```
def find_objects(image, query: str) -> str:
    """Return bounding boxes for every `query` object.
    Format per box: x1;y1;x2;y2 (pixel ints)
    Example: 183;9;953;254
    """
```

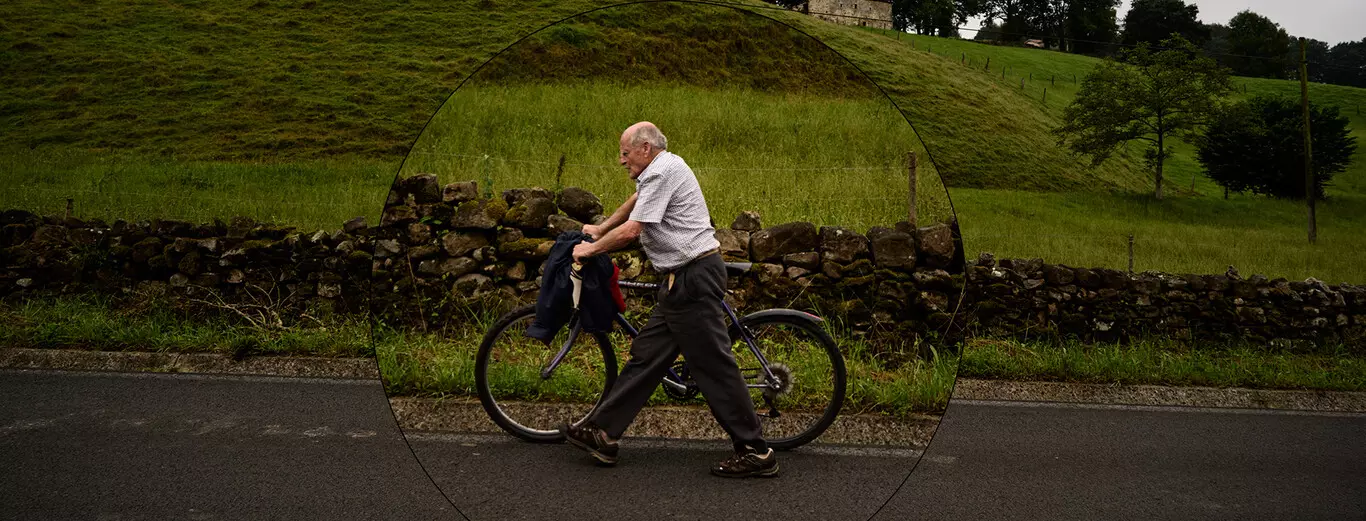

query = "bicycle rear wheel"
474;304;617;443
730;312;846;450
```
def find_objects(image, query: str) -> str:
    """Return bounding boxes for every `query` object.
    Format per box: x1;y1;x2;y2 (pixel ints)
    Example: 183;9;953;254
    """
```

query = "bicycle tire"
731;312;846;450
474;304;618;443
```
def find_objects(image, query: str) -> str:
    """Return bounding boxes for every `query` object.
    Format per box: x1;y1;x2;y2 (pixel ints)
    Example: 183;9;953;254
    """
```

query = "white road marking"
954;399;1366;418
404;432;926;458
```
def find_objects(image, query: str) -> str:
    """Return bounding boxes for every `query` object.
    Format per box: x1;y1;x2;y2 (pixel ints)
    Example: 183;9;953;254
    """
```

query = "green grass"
0;0;1148;191
0;149;391;230
960;337;1366;391
376;309;958;416
0;295;372;358
953;188;1366;284
402;81;953;230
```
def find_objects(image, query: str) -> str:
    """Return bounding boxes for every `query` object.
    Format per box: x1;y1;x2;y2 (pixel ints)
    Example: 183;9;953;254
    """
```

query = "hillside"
4;0;1365;284
0;0;1148;192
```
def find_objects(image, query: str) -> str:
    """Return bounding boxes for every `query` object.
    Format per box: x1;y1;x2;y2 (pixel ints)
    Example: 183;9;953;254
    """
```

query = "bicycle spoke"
732;317;842;447
478;309;615;440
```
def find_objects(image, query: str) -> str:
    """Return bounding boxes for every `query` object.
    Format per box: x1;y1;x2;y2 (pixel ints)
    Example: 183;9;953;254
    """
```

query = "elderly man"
561;122;777;478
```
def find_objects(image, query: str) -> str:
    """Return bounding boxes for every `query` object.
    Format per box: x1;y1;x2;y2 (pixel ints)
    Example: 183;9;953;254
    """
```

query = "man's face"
619;136;653;179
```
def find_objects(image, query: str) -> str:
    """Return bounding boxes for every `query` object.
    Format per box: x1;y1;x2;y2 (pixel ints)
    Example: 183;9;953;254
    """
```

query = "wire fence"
964;230;1358;283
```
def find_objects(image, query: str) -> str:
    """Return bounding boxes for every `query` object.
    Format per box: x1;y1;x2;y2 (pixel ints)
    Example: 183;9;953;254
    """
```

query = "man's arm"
583;192;637;239
573;220;641;262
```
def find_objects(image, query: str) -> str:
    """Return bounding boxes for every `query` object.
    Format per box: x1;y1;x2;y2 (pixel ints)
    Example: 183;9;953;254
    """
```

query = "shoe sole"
565;433;618;466
711;462;780;478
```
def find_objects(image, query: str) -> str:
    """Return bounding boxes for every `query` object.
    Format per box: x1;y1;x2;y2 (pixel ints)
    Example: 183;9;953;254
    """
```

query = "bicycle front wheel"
731;312;846;450
474;304;617;443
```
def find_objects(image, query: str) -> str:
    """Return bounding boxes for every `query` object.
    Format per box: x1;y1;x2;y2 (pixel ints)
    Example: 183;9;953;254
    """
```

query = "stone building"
805;0;893;31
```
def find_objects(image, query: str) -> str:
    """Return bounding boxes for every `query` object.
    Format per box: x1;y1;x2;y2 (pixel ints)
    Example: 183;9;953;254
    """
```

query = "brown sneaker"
561;423;618;466
711;448;779;478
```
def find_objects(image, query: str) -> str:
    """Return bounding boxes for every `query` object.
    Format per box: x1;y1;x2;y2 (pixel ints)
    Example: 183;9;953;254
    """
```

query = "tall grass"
960;337;1366;391
0;295;372;357
954;188;1366;284
0;149;391;230
401;82;954;230
376;314;958;415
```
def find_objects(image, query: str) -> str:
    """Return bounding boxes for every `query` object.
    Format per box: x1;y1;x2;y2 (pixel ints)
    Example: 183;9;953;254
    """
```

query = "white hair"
629;125;668;150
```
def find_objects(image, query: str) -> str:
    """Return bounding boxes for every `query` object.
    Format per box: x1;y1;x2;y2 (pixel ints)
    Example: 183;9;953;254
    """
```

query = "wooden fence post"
1127;234;1135;274
65;198;73;220
555;153;566;190
984;57;990;72
907;151;918;228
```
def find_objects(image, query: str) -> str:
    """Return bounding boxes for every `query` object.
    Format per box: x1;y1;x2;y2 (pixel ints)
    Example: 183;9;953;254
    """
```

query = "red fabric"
609;265;626;312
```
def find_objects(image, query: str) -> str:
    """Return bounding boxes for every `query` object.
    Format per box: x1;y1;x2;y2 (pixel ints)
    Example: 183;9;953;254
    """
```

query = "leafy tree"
1065;0;1120;55
1054;35;1233;199
975;0;1031;42
1197;96;1358;199
1224;10;1290;78
1203;23;1229;62
1325;39;1366;88
1120;0;1208;48
974;19;1003;41
892;0;920;32
1297;38;1331;83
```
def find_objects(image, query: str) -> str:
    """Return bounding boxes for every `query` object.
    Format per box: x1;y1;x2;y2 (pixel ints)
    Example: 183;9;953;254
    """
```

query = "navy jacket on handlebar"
525;231;623;342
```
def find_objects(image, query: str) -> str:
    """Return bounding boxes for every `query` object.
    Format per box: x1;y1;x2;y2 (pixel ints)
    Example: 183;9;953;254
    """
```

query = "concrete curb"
389;396;941;448
953;378;1366;413
0;347;378;379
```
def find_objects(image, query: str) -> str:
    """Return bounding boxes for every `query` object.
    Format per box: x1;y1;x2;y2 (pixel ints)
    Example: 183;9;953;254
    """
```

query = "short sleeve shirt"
628;151;720;271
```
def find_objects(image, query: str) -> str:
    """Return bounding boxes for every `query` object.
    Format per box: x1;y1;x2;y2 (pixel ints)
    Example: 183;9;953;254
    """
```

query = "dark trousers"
587;253;767;453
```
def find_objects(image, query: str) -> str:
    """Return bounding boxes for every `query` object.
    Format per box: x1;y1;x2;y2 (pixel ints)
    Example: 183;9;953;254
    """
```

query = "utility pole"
1299;38;1316;244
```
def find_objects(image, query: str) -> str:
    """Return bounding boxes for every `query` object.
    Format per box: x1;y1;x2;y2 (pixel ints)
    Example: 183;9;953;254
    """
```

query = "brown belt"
664;248;719;290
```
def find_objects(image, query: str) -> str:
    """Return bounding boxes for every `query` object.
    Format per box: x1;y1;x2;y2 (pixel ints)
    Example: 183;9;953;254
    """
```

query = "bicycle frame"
538;287;780;392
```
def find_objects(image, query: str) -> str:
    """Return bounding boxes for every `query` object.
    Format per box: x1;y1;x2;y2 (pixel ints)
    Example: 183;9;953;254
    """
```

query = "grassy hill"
2;0;1152;190
3;0;1364;282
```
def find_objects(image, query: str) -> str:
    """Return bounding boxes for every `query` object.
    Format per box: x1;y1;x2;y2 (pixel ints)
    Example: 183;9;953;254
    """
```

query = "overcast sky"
964;0;1364;46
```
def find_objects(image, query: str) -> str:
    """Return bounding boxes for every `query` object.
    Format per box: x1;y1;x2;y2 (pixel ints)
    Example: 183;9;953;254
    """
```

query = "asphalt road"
4;369;1364;520
0;369;454;521
877;400;1366;521
409;433;919;520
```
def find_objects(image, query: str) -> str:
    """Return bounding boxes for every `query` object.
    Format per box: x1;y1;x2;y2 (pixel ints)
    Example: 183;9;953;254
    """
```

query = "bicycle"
473;261;846;450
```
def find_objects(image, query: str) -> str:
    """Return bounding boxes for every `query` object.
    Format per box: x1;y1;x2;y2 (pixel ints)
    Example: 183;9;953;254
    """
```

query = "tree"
1324;39;1366;88
1120;0;1208;48
893;0;969;36
1203;23;1229;63
1197;96;1357;199
1297;38;1331;83
1065;0;1120;55
974;19;1003;41
975;0;1030;42
1224;10;1290;78
1054;35;1233;199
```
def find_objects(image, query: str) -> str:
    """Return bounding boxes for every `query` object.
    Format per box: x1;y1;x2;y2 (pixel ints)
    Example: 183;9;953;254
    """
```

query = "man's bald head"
618;122;667;179
621;121;668;150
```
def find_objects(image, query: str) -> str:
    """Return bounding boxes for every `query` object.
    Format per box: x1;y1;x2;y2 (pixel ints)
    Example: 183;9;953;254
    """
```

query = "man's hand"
582;224;604;240
572;242;596;263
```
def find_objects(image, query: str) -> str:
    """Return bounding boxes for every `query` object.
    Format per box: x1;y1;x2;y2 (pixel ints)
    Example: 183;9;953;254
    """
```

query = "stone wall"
3;176;1363;353
369;175;965;349
963;254;1365;348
